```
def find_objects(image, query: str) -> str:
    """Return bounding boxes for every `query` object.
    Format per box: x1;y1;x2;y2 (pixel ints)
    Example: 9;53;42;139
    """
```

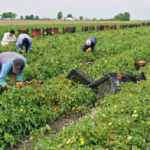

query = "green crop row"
0;23;150;149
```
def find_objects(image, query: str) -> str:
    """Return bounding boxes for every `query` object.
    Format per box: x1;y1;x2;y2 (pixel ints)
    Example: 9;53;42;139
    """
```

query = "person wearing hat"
0;52;27;89
1;30;16;47
82;37;97;53
16;34;32;54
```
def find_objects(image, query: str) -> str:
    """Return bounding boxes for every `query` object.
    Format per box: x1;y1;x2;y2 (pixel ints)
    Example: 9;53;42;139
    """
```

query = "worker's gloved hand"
5;85;11;89
9;40;16;43
20;50;24;54
86;47;91;53
24;81;30;84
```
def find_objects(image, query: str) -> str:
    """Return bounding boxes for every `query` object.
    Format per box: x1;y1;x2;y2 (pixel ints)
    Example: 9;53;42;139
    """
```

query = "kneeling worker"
82;37;97;53
0;52;27;89
17;34;32;53
1;30;16;47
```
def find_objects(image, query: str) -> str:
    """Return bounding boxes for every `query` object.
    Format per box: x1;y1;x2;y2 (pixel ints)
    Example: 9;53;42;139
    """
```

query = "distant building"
60;17;67;21
3;18;12;20
42;18;50;20
84;18;90;21
66;17;78;21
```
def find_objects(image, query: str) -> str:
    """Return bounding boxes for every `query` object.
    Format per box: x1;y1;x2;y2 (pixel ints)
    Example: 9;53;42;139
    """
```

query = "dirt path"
10;107;100;150
0;20;145;25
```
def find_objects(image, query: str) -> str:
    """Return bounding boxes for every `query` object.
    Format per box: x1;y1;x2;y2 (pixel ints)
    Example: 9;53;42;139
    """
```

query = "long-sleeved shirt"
0;52;27;88
1;32;16;42
16;34;32;53
82;37;97;52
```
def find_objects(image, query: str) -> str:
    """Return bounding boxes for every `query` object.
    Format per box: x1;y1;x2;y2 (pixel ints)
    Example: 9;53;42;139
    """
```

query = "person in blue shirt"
16;34;32;54
0;52;27;89
82;37;97;53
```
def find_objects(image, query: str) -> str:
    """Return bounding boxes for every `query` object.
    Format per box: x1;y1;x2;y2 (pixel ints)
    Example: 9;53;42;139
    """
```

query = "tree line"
57;11;130;21
57;12;83;20
20;15;40;20
2;12;17;19
114;12;130;21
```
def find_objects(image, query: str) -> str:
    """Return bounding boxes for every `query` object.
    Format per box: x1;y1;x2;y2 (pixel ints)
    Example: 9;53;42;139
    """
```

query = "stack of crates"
97;25;104;31
18;29;29;35
66;67;146;99
31;28;41;37
82;26;88;32
70;27;76;33
120;25;124;29
142;22;145;26
63;27;70;34
104;25;108;30
89;26;95;31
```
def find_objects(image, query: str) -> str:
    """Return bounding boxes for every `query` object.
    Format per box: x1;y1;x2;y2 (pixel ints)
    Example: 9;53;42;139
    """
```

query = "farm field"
0;20;147;25
0;23;150;150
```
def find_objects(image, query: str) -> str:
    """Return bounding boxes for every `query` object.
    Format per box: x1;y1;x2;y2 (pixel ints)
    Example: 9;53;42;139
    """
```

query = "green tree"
67;14;72;18
57;12;63;20
115;12;130;21
20;16;24;19
79;16;83;20
124;12;130;21
2;13;8;18
11;13;17;19
35;16;39;19
93;18;97;20
30;14;34;19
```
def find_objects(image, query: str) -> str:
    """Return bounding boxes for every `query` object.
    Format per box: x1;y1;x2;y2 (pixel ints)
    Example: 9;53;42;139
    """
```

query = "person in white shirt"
1;30;16;47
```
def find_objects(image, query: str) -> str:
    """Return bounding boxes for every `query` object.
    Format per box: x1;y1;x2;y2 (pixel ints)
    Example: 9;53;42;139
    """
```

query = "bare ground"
0;20;145;26
9;107;100;150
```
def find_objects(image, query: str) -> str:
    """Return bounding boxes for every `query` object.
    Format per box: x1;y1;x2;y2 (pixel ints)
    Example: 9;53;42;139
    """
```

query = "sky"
0;0;150;20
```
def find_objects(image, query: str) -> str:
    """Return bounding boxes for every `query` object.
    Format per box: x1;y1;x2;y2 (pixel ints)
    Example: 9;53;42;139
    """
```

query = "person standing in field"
16;34;32;54
82;37;97;53
0;52;27;89
1;30;16;47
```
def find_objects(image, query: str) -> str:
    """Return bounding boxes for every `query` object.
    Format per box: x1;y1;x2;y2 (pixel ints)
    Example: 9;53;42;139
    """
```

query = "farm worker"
0;52;27;89
1;30;16;47
82;37;97;53
16;34;32;54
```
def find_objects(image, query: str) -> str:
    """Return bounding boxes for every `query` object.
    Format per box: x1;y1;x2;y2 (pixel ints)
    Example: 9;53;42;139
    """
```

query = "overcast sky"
0;0;150;20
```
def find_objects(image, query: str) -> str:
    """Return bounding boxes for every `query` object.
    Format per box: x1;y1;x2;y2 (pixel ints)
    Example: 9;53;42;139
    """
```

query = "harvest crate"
117;72;135;83
50;27;59;35
32;28;41;37
43;28;48;36
97;26;104;31
104;25;108;30
70;27;76;33
18;29;29;35
138;24;141;27
63;27;70;34
134;72;146;82
108;25;113;29
112;25;117;30
81;62;94;66
88;73;121;98
120;25;124;29
89;26;95;31
66;67;95;85
142;22;145;26
135;61;149;70
82;26;88;32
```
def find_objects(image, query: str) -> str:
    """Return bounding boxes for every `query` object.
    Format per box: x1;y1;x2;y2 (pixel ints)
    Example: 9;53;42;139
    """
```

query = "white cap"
86;39;91;46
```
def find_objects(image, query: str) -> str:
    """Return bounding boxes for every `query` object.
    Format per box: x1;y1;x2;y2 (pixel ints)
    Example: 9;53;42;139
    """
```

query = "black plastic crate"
117;72;135;83
66;67;95;85
88;73;121;98
134;72;146;82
